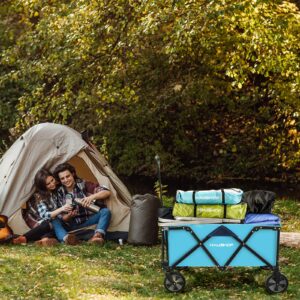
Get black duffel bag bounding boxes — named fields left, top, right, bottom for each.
left=241, top=190, right=276, bottom=213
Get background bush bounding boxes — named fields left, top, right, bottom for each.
left=0, top=0, right=299, bottom=182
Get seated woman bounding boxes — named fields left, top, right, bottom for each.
left=13, top=169, right=73, bottom=246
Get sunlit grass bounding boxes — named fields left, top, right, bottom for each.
left=0, top=199, right=299, bottom=299
left=273, top=199, right=300, bottom=231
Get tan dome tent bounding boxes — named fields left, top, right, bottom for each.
left=0, top=123, right=132, bottom=234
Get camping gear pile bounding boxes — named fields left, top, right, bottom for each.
left=171, top=188, right=280, bottom=225
left=160, top=188, right=288, bottom=294
left=173, top=188, right=247, bottom=222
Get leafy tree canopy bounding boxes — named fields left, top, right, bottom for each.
left=0, top=0, right=299, bottom=182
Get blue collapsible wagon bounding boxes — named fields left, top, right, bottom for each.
left=160, top=222, right=288, bottom=294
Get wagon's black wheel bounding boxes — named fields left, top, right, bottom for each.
left=164, top=272, right=185, bottom=292
left=265, top=273, right=288, bottom=293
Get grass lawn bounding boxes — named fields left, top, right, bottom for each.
left=0, top=199, right=299, bottom=300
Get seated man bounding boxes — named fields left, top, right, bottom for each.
left=51, top=163, right=111, bottom=246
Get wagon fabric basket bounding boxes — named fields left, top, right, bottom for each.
left=160, top=220, right=288, bottom=294
left=173, top=202, right=247, bottom=220
left=176, top=188, right=243, bottom=205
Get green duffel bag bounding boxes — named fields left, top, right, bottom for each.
left=173, top=202, right=247, bottom=220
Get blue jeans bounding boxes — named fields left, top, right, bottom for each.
left=51, top=208, right=111, bottom=242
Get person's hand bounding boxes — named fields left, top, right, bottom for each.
left=81, top=195, right=95, bottom=207
left=61, top=203, right=73, bottom=213
left=62, top=210, right=77, bottom=222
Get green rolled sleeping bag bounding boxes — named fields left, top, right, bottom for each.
left=173, top=202, right=247, bottom=220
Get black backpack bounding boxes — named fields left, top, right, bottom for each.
left=241, top=190, right=276, bottom=213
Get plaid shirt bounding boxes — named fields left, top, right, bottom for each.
left=57, top=179, right=109, bottom=225
left=37, top=189, right=64, bottom=221
left=27, top=193, right=43, bottom=222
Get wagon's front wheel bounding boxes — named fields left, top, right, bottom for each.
left=164, top=271, right=185, bottom=292
left=265, top=272, right=288, bottom=293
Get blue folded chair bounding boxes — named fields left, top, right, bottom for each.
left=244, top=213, right=281, bottom=225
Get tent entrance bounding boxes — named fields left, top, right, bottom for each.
left=8, top=151, right=130, bottom=235
left=68, top=155, right=98, bottom=183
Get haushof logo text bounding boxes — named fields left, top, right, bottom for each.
left=209, top=243, right=234, bottom=247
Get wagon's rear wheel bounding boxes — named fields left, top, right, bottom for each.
left=265, top=273, right=288, bottom=293
left=164, top=271, right=185, bottom=292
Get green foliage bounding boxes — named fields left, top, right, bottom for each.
left=161, top=195, right=174, bottom=208
left=0, top=0, right=299, bottom=182
left=154, top=180, right=168, bottom=200
left=0, top=1, right=25, bottom=154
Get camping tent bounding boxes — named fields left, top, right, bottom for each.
left=0, top=123, right=132, bottom=234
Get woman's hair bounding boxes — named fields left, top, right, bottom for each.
left=34, top=168, right=55, bottom=198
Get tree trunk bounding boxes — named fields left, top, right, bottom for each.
left=280, top=232, right=300, bottom=248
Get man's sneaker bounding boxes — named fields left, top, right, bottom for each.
left=34, top=237, right=59, bottom=247
left=88, top=232, right=105, bottom=246
left=64, top=234, right=80, bottom=245
left=13, top=235, right=27, bottom=245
